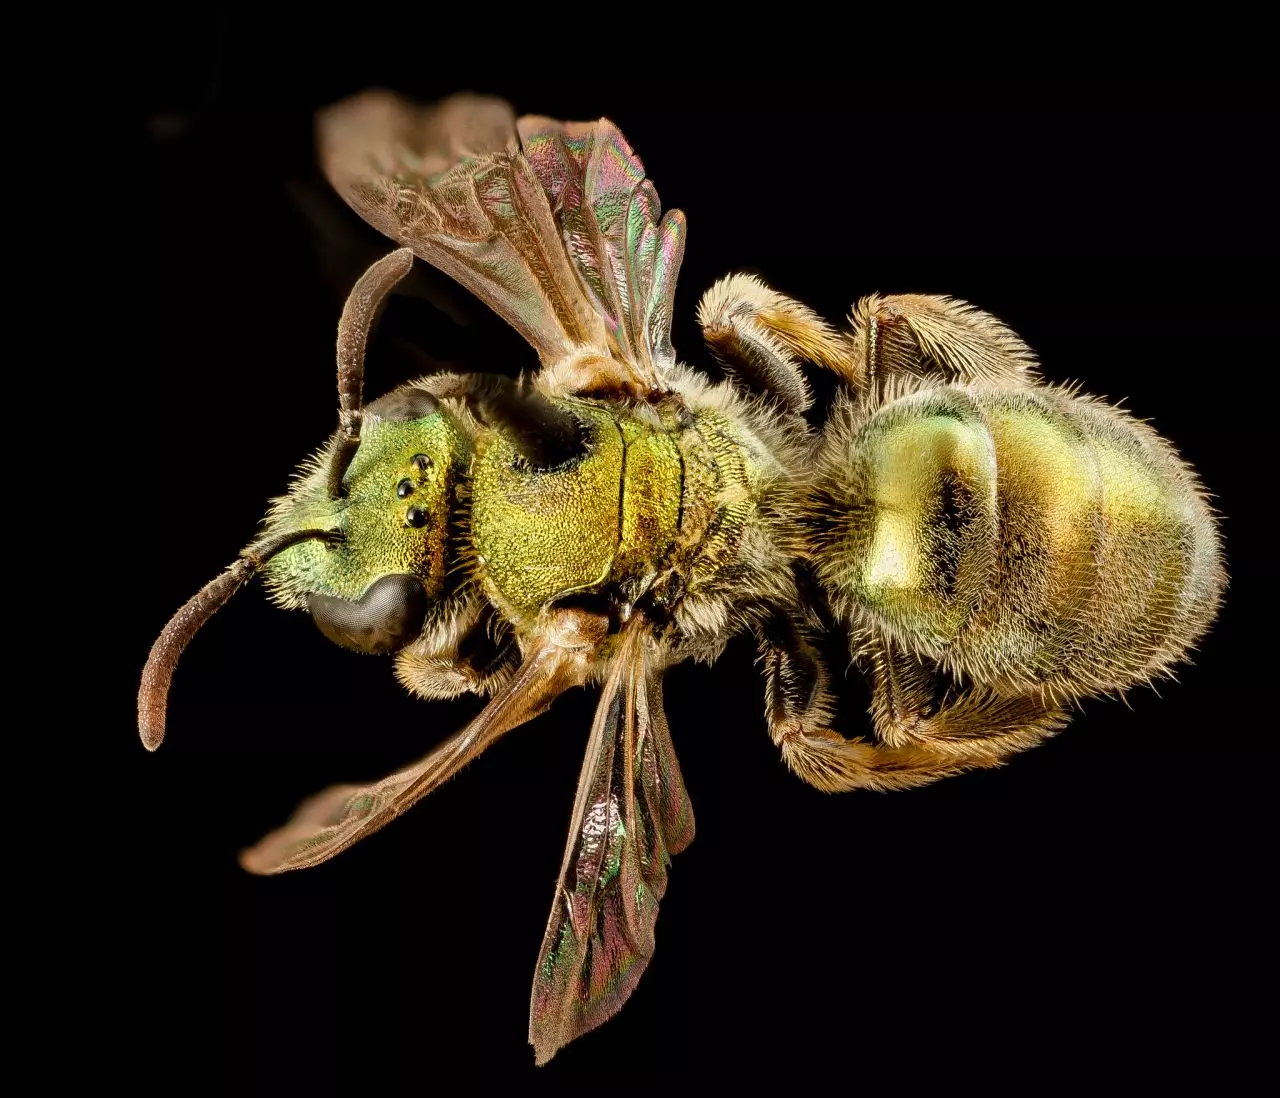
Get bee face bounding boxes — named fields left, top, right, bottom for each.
left=264, top=404, right=471, bottom=653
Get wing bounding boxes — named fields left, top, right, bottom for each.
left=317, top=90, right=686, bottom=392
left=240, top=642, right=577, bottom=874
left=529, top=625, right=696, bottom=1065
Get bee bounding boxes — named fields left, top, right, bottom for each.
left=139, top=90, right=1225, bottom=1064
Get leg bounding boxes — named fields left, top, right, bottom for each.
left=396, top=604, right=518, bottom=700
left=755, top=609, right=836, bottom=737
left=697, top=273, right=859, bottom=413
left=758, top=621, right=1067, bottom=792
left=849, top=293, right=1038, bottom=409
left=242, top=628, right=589, bottom=874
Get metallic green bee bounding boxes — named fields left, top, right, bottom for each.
left=139, top=91, right=1225, bottom=1063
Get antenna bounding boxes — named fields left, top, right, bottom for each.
left=327, top=248, right=416, bottom=498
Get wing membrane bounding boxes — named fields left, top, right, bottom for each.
left=318, top=91, right=686, bottom=387
left=519, top=116, right=687, bottom=380
left=240, top=643, right=576, bottom=874
left=529, top=626, right=695, bottom=1064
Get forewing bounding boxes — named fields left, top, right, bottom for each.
left=240, top=644, right=575, bottom=874
left=317, top=91, right=687, bottom=387
left=319, top=91, right=601, bottom=364
left=529, top=630, right=695, bottom=1064
left=518, top=115, right=687, bottom=383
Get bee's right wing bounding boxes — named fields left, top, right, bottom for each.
left=239, top=641, right=579, bottom=875
left=529, top=624, right=695, bottom=1065
left=318, top=91, right=686, bottom=394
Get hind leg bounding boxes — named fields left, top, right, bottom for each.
left=757, top=620, right=1066, bottom=792
left=848, top=293, right=1039, bottom=409
left=697, top=278, right=1039, bottom=413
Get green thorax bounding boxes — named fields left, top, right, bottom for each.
left=470, top=397, right=769, bottom=626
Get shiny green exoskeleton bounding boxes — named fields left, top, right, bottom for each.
left=264, top=408, right=468, bottom=612
left=256, top=378, right=790, bottom=698
left=137, top=91, right=826, bottom=1066
left=140, top=93, right=1224, bottom=1068
left=469, top=394, right=786, bottom=634
left=808, top=383, right=1223, bottom=698
left=773, top=289, right=1225, bottom=798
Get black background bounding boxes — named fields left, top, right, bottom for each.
left=113, top=30, right=1271, bottom=1093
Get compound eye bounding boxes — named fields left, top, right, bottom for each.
left=307, top=574, right=428, bottom=654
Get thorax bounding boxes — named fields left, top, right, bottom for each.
left=469, top=395, right=775, bottom=630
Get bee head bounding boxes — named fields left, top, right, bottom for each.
left=139, top=249, right=470, bottom=750
left=261, top=385, right=470, bottom=654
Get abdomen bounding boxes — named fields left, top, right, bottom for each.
left=807, top=385, right=1224, bottom=697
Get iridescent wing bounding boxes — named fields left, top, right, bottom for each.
left=240, top=643, right=577, bottom=874
left=516, top=114, right=686, bottom=382
left=317, top=90, right=686, bottom=393
left=529, top=626, right=696, bottom=1064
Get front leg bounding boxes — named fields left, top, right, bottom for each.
left=396, top=603, right=518, bottom=700
left=757, top=619, right=1067, bottom=792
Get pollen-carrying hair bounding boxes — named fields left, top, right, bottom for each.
left=136, top=248, right=417, bottom=750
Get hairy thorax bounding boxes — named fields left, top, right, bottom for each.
left=470, top=392, right=791, bottom=641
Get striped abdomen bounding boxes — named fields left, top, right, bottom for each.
left=807, top=385, right=1224, bottom=697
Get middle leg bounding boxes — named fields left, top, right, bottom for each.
left=697, top=273, right=860, bottom=412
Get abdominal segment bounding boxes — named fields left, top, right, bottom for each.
left=809, top=386, right=1224, bottom=696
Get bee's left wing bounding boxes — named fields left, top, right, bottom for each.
left=318, top=91, right=686, bottom=395
left=529, top=625, right=695, bottom=1065
left=239, top=641, right=578, bottom=874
